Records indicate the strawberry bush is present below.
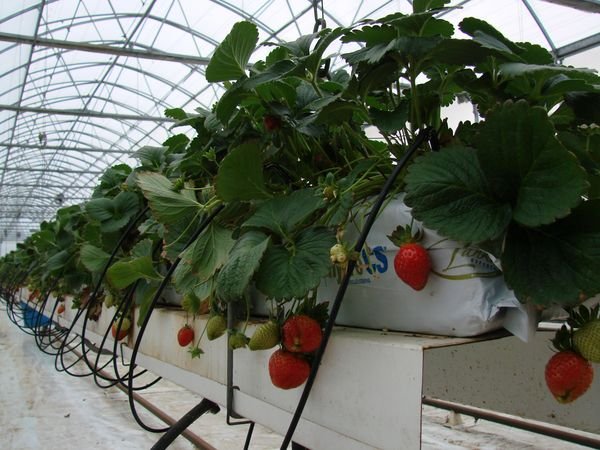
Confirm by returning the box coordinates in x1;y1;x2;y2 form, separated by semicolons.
0;0;599;393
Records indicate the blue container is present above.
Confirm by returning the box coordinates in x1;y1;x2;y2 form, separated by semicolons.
20;301;52;328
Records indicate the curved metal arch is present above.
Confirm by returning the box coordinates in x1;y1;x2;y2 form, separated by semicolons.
40;12;222;50
2;149;104;173
9;119;149;161
3;116;140;151
15;54;205;106
19;80;174;118
10;106;168;146
1;168;98;186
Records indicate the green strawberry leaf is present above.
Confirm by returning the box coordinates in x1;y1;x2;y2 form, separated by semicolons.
215;231;270;302
404;146;512;243
137;172;201;224
243;188;324;237
131;238;154;258
135;280;160;326
180;223;235;282
85;191;140;233
107;256;162;289
46;249;71;273
475;100;589;227
215;141;270;201
80;244;111;273
255;227;335;300
502;200;600;306
205;21;258;82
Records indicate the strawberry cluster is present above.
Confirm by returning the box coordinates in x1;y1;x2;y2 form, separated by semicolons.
545;304;599;403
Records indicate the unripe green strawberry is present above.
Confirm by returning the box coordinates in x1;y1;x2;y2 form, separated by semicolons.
248;321;280;351
228;331;249;350
545;350;594;403
206;315;227;341
573;321;600;363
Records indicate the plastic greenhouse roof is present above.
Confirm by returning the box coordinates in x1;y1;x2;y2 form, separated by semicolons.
0;0;599;244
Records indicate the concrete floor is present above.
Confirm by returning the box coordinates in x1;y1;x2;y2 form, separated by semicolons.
0;303;595;450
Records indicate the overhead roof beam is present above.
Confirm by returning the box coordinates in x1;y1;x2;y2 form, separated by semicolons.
0;31;212;66
0;194;89;200
1;182;91;189
541;0;600;13
0;143;133;154
2;167;104;174
0;103;177;122
555;32;600;59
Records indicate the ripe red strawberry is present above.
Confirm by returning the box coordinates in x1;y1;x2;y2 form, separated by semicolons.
263;115;281;132
388;224;431;291
393;243;431;290
268;349;310;389
545;351;594;403
111;317;131;341
282;315;322;353
177;324;195;347
56;303;65;314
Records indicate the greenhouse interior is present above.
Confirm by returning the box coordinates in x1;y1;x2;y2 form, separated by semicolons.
1;0;599;449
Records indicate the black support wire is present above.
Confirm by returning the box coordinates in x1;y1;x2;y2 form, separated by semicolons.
279;128;431;449
127;203;225;434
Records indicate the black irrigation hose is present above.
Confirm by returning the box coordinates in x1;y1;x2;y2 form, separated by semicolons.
54;206;151;379
79;206;151;378
128;203;225;433
279;128;431;449
150;398;221;450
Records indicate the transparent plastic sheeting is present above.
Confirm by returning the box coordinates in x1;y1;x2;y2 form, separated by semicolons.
0;0;599;245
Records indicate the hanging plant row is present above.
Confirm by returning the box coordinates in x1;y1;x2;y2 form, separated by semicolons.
1;1;599;397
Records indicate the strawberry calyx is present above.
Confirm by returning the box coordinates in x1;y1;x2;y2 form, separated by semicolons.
387;223;424;247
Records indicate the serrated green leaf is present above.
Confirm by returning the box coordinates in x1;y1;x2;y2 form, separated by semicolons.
46;250;71;273
135;280;160;326
404;146;512;243
215;141;269;202
459;17;522;55
131;239;154;258
92;164;132;198
133;146;167;168
502;201;600;306
181;290;204;316
255;227;335;300
164;108;187;120
499;63;598;81
106;256;162;289
475;100;589;227
137;172;201;224
180;223;235;283
205;21;258;82
243;189;324;237
215;231;270;302
370;102;409;133
80;245;111;273
85;191;140;233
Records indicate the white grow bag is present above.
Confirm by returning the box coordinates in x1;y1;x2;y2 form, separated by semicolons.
317;197;532;337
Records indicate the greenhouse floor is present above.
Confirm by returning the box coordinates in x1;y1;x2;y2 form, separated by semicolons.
0;308;594;450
